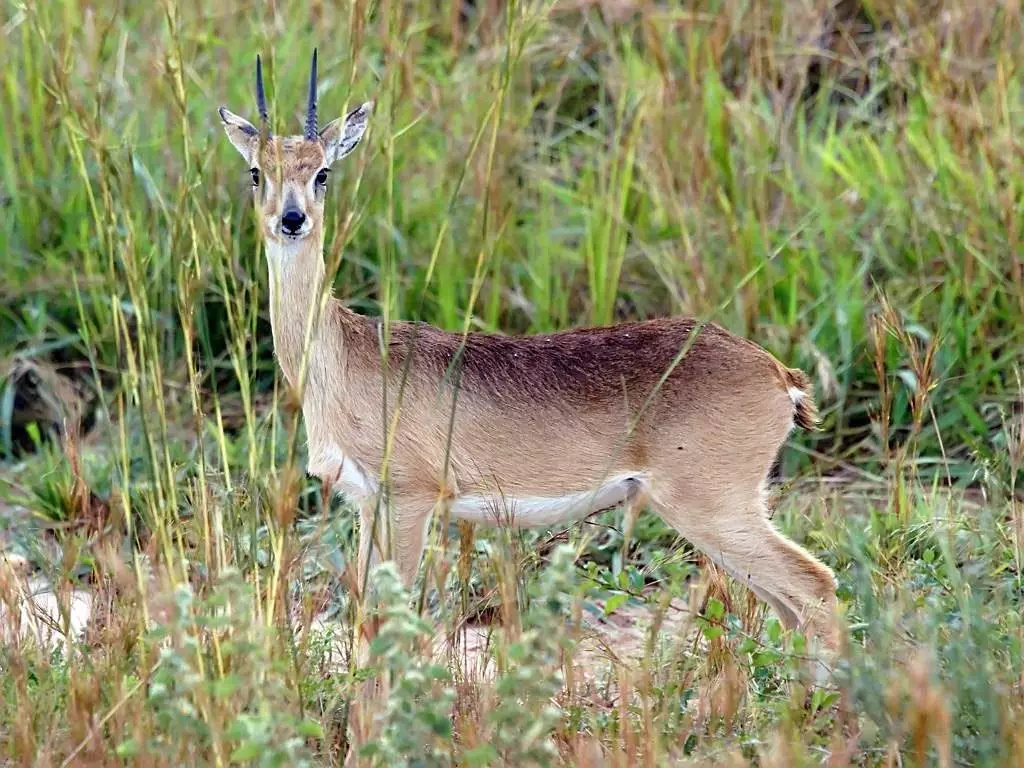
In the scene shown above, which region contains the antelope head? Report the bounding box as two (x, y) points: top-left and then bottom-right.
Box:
(218, 49), (372, 245)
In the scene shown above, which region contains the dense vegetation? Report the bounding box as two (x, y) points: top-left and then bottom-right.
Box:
(1, 0), (1022, 764)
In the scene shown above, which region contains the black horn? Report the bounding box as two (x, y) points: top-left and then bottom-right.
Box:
(305, 48), (318, 140)
(256, 54), (270, 135)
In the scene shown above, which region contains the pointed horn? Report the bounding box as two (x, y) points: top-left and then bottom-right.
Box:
(305, 48), (318, 140)
(256, 54), (270, 135)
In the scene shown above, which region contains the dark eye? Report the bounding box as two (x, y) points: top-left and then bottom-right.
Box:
(250, 168), (260, 187)
(315, 168), (329, 186)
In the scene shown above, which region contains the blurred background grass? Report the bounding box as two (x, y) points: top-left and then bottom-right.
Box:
(2, 0), (1020, 478)
(1, 0), (1023, 764)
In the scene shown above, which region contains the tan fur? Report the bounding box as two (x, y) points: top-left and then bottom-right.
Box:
(219, 98), (839, 647)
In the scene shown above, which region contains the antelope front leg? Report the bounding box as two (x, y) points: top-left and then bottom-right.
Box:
(353, 496), (433, 676)
(391, 496), (435, 590)
(353, 497), (396, 683)
(351, 493), (434, 726)
(356, 495), (433, 594)
(356, 497), (385, 598)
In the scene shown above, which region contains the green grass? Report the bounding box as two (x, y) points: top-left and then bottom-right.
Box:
(1, 0), (1023, 764)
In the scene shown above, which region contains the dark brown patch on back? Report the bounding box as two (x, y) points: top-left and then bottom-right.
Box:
(376, 316), (782, 411)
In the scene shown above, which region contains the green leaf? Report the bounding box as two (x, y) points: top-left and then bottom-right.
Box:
(297, 719), (324, 739)
(463, 745), (499, 766)
(115, 739), (140, 757)
(791, 632), (807, 654)
(737, 637), (757, 655)
(703, 625), (724, 641)
(752, 650), (781, 668)
(705, 597), (725, 621)
(812, 689), (841, 714)
(230, 742), (264, 762)
(25, 421), (41, 449)
(703, 69), (734, 196)
(603, 593), (629, 616)
(210, 674), (241, 699)
(424, 710), (454, 738)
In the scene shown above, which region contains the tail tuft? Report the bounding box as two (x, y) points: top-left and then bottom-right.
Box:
(783, 367), (819, 431)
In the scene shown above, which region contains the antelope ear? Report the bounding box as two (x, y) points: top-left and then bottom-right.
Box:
(320, 101), (372, 165)
(219, 106), (258, 161)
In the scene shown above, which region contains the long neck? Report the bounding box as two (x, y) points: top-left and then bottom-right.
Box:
(264, 227), (335, 390)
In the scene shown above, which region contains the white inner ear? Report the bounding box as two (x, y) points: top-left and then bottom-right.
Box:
(324, 102), (372, 164)
(219, 107), (258, 161)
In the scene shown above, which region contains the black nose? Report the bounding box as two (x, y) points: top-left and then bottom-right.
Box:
(281, 208), (306, 234)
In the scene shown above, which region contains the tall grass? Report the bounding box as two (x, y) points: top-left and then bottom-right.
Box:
(1, 0), (1022, 764)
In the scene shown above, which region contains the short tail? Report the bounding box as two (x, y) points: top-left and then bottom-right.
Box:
(781, 366), (819, 431)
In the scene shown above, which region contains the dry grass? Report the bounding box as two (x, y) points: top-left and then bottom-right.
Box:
(1, 0), (1023, 764)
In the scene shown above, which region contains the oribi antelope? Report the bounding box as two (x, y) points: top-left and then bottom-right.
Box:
(218, 51), (839, 646)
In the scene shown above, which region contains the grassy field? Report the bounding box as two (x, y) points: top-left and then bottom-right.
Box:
(1, 0), (1023, 764)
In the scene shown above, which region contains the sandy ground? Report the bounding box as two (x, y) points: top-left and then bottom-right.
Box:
(1, 533), (694, 686)
(0, 551), (94, 652)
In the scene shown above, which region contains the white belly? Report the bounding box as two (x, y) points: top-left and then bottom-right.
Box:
(309, 437), (646, 529)
(449, 473), (649, 528)
(307, 443), (378, 502)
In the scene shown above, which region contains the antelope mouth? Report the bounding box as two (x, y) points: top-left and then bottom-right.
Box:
(275, 224), (313, 241)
